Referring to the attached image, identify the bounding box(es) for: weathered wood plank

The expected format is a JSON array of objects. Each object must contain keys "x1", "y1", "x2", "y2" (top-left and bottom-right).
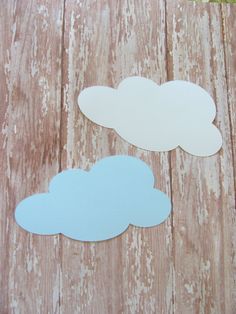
[
  {"x1": 221, "y1": 4, "x2": 236, "y2": 178},
  {"x1": 166, "y1": 1, "x2": 236, "y2": 313},
  {"x1": 221, "y1": 4, "x2": 236, "y2": 310},
  {"x1": 0, "y1": 1, "x2": 64, "y2": 313},
  {"x1": 61, "y1": 1, "x2": 172, "y2": 313}
]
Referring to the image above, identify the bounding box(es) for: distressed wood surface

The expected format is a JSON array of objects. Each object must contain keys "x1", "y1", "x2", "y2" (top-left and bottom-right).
[
  {"x1": 0, "y1": 1, "x2": 235, "y2": 313},
  {"x1": 166, "y1": 2, "x2": 236, "y2": 313},
  {"x1": 0, "y1": 1, "x2": 64, "y2": 313}
]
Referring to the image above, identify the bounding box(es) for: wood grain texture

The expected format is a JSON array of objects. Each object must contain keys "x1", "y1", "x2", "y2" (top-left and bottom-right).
[
  {"x1": 0, "y1": 1, "x2": 64, "y2": 313},
  {"x1": 166, "y1": 1, "x2": 235, "y2": 313},
  {"x1": 221, "y1": 3, "x2": 236, "y2": 308},
  {"x1": 0, "y1": 1, "x2": 235, "y2": 313},
  {"x1": 60, "y1": 1, "x2": 172, "y2": 313}
]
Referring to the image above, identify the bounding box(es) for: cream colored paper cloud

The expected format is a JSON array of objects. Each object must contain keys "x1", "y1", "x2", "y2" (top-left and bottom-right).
[{"x1": 78, "y1": 76, "x2": 222, "y2": 156}]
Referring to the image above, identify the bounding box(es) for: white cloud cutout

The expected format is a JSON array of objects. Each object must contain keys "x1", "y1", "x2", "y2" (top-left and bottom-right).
[{"x1": 78, "y1": 76, "x2": 222, "y2": 156}]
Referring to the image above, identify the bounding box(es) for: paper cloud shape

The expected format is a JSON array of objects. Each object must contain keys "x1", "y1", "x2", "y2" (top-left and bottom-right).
[
  {"x1": 78, "y1": 76, "x2": 222, "y2": 156},
  {"x1": 15, "y1": 156, "x2": 171, "y2": 242}
]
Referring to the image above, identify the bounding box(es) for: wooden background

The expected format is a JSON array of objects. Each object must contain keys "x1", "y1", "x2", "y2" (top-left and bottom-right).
[{"x1": 0, "y1": 1, "x2": 235, "y2": 313}]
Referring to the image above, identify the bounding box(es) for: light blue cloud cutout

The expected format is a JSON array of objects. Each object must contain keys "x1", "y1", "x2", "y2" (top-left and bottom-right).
[{"x1": 15, "y1": 156, "x2": 171, "y2": 242}]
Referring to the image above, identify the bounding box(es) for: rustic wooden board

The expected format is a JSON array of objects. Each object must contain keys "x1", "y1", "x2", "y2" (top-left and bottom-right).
[
  {"x1": 221, "y1": 3, "x2": 236, "y2": 309},
  {"x1": 0, "y1": 1, "x2": 64, "y2": 313},
  {"x1": 60, "y1": 1, "x2": 173, "y2": 313},
  {"x1": 0, "y1": 1, "x2": 235, "y2": 313},
  {"x1": 166, "y1": 1, "x2": 236, "y2": 313}
]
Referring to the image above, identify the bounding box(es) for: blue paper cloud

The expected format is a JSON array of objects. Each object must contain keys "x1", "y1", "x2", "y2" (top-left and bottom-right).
[{"x1": 15, "y1": 156, "x2": 171, "y2": 242}]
